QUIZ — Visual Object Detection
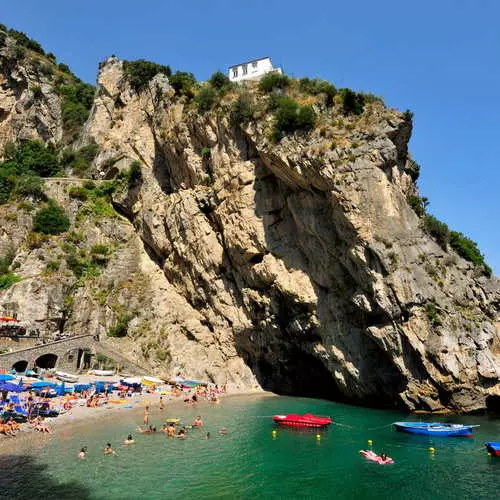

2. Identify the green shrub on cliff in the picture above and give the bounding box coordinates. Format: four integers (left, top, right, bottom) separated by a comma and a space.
274, 96, 316, 137
259, 72, 290, 93
422, 214, 449, 250
195, 87, 218, 113
230, 93, 256, 124
0, 272, 21, 290
339, 88, 365, 115
449, 231, 492, 277
421, 214, 491, 277
33, 200, 70, 235
208, 71, 232, 92
298, 78, 337, 106
58, 82, 95, 136
169, 71, 197, 97
123, 59, 172, 91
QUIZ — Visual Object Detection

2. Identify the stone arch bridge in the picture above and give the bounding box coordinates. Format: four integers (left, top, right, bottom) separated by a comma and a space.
0, 334, 146, 374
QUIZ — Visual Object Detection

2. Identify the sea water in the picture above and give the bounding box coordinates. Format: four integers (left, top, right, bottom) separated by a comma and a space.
1, 395, 499, 499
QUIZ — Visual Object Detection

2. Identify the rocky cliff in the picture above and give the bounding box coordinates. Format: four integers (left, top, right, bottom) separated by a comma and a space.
0, 36, 498, 412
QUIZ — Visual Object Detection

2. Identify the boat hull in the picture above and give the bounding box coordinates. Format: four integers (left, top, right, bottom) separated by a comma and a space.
273, 413, 332, 428
485, 442, 500, 457
394, 422, 475, 437
55, 372, 78, 383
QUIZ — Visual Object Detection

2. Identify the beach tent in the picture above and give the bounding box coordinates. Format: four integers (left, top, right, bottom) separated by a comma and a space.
0, 374, 15, 382
0, 382, 23, 392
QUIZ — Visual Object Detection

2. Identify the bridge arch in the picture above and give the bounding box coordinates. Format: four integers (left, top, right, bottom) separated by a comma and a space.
12, 360, 28, 373
35, 353, 58, 369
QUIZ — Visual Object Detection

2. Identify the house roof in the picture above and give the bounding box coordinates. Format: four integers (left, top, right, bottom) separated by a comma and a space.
228, 57, 271, 69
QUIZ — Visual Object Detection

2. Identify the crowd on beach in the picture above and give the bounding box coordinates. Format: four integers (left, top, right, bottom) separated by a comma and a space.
0, 377, 227, 441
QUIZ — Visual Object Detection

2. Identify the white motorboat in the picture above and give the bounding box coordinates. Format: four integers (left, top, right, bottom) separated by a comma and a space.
55, 371, 79, 383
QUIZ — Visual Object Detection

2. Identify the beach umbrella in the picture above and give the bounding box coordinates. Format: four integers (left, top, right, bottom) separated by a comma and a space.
57, 382, 66, 396
0, 374, 15, 382
0, 382, 23, 392
30, 380, 58, 388
170, 376, 185, 383
142, 376, 164, 385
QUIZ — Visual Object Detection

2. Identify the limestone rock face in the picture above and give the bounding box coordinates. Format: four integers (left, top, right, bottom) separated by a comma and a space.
1, 55, 499, 410
0, 42, 63, 149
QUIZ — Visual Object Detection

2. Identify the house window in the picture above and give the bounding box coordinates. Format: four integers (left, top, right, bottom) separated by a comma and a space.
232, 67, 238, 78
242, 64, 248, 75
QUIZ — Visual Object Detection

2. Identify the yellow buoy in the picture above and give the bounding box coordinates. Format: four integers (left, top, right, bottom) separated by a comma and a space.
487, 453, 491, 456
368, 440, 373, 446
429, 447, 435, 453
272, 430, 277, 435
316, 434, 321, 440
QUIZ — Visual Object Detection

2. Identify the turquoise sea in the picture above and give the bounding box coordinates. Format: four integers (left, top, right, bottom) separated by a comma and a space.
1, 395, 499, 499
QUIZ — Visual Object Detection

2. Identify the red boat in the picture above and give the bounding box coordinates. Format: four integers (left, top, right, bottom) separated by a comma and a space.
272, 413, 332, 428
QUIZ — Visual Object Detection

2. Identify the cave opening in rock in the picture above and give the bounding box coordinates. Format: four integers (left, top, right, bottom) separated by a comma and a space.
256, 349, 344, 401
35, 353, 58, 369
485, 395, 500, 414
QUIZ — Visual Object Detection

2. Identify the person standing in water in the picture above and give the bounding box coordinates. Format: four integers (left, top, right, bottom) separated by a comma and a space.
78, 447, 87, 459
193, 415, 204, 427
159, 397, 164, 410
166, 423, 176, 437
144, 406, 150, 426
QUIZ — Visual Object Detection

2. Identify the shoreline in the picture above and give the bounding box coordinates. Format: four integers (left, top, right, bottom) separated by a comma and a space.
0, 387, 276, 454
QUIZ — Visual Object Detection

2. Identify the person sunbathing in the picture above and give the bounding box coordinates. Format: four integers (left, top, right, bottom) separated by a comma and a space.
0, 423, 16, 437
7, 418, 20, 432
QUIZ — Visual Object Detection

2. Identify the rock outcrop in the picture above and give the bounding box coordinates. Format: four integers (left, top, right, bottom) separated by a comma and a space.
1, 47, 499, 411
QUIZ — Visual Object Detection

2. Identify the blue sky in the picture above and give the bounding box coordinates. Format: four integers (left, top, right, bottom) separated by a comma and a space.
3, 0, 499, 274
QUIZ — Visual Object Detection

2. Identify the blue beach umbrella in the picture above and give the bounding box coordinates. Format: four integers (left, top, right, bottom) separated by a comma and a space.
30, 380, 58, 388
57, 382, 66, 396
0, 382, 23, 392
0, 374, 15, 382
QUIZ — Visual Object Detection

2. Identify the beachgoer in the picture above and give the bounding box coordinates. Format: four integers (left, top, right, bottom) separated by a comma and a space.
123, 434, 135, 445
104, 443, 116, 454
218, 428, 228, 434
166, 424, 176, 437
176, 428, 186, 439
193, 416, 204, 427
144, 406, 150, 425
78, 447, 86, 459
159, 397, 164, 410
206, 432, 211, 439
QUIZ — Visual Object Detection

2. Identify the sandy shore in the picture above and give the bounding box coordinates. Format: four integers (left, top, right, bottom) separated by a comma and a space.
0, 376, 274, 453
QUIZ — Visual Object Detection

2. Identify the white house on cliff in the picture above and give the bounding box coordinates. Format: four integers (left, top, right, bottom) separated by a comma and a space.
228, 57, 282, 83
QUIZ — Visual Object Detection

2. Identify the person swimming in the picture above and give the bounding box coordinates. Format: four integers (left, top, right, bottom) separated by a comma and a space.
218, 428, 228, 434
205, 432, 211, 439
104, 443, 116, 455
123, 434, 135, 445
78, 447, 87, 459
166, 424, 176, 437
176, 428, 186, 439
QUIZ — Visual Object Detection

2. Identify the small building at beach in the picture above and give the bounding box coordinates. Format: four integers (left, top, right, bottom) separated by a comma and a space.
228, 57, 282, 83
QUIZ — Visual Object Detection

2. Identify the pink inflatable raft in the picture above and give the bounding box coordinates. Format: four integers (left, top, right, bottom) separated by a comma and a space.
359, 450, 394, 465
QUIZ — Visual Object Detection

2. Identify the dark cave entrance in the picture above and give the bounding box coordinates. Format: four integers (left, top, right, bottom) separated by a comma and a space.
256, 349, 344, 401
486, 395, 500, 414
